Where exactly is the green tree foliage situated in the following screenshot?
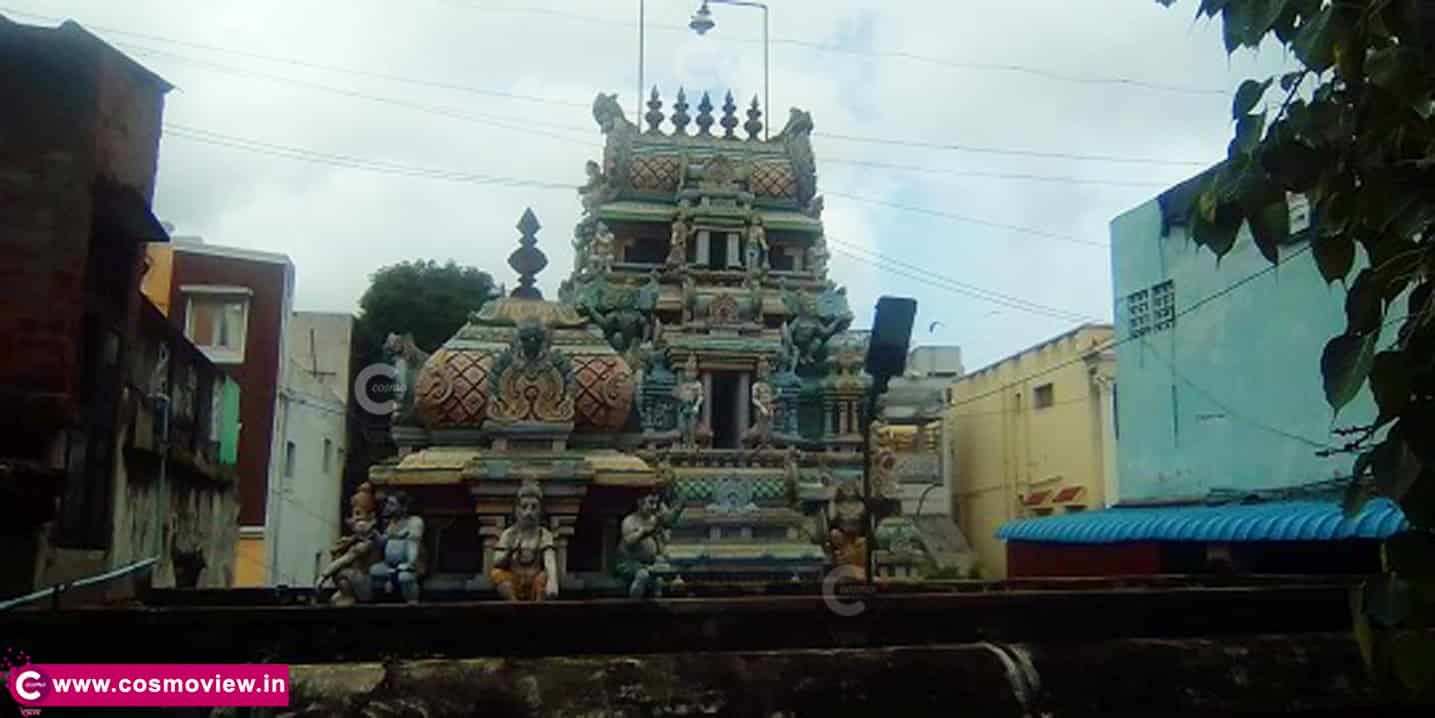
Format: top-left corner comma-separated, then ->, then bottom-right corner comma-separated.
1160,0 -> 1435,700
355,259 -> 500,362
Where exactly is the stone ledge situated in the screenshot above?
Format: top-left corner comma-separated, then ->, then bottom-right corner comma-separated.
243,633 -> 1427,717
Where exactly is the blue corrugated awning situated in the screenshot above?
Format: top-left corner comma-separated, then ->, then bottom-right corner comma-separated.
996,498 -> 1408,545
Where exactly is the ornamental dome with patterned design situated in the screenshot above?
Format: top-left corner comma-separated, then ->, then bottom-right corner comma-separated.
413,295 -> 635,434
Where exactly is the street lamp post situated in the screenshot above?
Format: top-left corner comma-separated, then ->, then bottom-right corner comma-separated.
691,0 -> 770,140
637,1 -> 771,139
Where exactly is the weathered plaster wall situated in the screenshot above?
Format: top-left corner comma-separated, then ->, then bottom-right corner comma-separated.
1110,199 -> 1381,501
0,22 -> 100,411
93,43 -> 165,201
947,325 -> 1115,578
40,388 -> 239,593
266,371 -> 347,587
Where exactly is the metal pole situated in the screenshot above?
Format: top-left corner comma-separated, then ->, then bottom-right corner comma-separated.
638,0 -> 645,121
762,4 -> 769,140
861,385 -> 879,586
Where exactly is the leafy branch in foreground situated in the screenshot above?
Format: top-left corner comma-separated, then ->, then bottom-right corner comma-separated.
1159,0 -> 1435,700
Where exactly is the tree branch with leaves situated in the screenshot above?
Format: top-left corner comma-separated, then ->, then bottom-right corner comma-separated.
1159,0 -> 1434,699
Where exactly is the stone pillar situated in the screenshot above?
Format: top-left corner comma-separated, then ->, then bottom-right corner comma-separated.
702,372 -> 714,430
824,399 -> 837,435
737,372 -> 751,438
552,516 -> 578,580
697,231 -> 711,266
478,516 -> 506,576
726,232 -> 741,268
1095,374 -> 1119,508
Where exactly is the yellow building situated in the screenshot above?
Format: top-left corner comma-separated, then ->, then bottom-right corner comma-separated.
947,324 -> 1117,578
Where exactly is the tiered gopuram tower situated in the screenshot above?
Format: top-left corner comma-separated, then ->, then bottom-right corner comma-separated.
370,90 -> 924,592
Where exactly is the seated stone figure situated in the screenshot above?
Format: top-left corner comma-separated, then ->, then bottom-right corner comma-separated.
369,491 -> 425,604
490,480 -> 559,601
319,482 -> 381,606
616,487 -> 683,599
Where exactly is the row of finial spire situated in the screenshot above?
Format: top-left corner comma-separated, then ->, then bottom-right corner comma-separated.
645,87 -> 763,140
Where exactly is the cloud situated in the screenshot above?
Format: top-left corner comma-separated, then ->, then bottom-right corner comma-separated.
9,0 -> 1289,368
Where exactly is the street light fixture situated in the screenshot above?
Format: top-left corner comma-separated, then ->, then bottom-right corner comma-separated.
689,1 -> 715,35
688,0 -> 769,139
638,0 -> 770,140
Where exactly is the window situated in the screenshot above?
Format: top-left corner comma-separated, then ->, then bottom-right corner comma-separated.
1151,280 -> 1175,332
284,441 -> 296,478
323,438 -> 333,474
183,287 -> 251,364
1113,383 -> 1120,440
1126,279 -> 1175,339
769,246 -> 796,271
624,234 -> 668,264
711,372 -> 740,449
1288,193 -> 1311,240
1034,383 -> 1054,409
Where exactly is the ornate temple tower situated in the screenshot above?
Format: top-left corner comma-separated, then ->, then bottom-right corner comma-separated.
565,90 -> 872,582
367,90 -> 920,592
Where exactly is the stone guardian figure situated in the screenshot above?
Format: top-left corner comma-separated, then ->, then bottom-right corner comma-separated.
673,354 -> 704,449
369,491 -> 425,604
617,486 -> 683,598
490,480 -> 560,601
318,482 -> 381,606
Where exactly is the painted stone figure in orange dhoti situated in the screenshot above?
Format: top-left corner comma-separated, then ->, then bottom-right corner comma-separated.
490,480 -> 559,601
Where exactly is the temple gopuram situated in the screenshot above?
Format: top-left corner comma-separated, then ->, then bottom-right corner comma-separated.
366,89 -> 935,594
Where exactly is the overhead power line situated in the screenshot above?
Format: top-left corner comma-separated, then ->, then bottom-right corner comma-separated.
947,244 -> 1316,411
823,157 -> 1170,188
163,125 -> 574,190
2,6 -> 1213,173
162,125 -> 1102,325
827,240 -> 1097,324
115,43 -> 600,146
824,191 -> 1109,249
0,5 -> 588,108
820,133 -> 1208,167
435,1 -> 1229,97
127,42 -> 1177,195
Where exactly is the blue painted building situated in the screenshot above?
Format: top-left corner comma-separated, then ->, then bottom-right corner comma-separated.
994,172 -> 1407,577
1109,177 -> 1370,500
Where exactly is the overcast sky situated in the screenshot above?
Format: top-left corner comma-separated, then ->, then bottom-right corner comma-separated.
6,0 -> 1292,370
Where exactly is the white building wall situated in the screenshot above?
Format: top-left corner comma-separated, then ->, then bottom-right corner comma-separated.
265,356 -> 347,587
286,312 -> 354,403
258,311 -> 354,587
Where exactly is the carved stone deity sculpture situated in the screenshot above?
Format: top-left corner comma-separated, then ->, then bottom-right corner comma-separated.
745,216 -> 768,273
490,480 -> 559,601
383,333 -> 430,425
590,223 -> 616,276
807,234 -> 830,276
319,482 -> 381,606
616,486 -> 683,598
743,357 -> 776,448
827,480 -> 868,581
673,354 -> 704,449
487,319 -> 575,425
579,159 -> 616,214
667,213 -> 690,268
369,491 -> 425,604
